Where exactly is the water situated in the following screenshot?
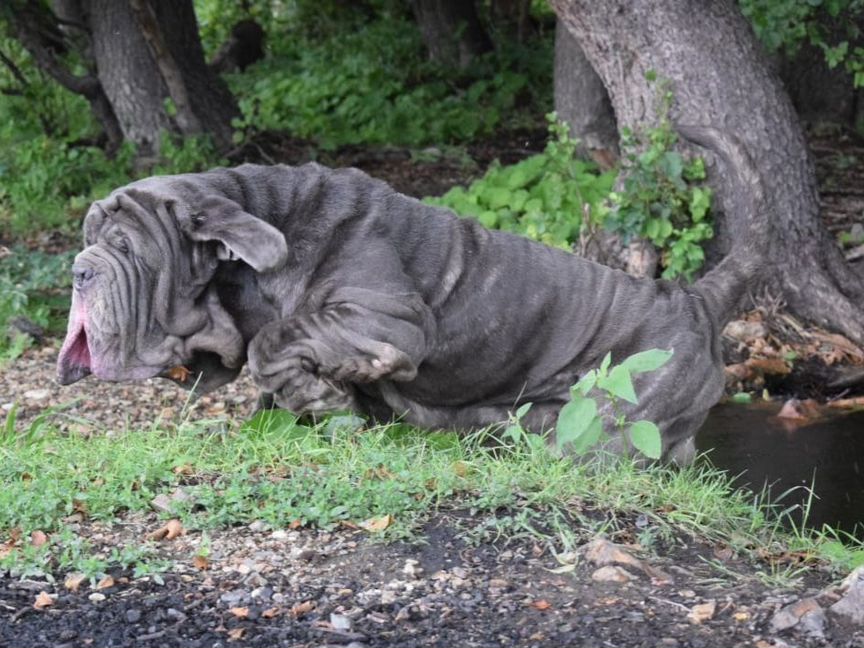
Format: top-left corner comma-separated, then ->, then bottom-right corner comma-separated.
696,403 -> 864,535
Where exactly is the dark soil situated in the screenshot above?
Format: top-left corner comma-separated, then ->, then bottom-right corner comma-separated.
0,512 -> 858,648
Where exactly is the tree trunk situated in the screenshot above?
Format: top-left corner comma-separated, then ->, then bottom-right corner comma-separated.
550,0 -> 864,346
409,0 -> 492,70
2,0 -> 124,153
553,19 -> 618,162
88,0 -> 237,155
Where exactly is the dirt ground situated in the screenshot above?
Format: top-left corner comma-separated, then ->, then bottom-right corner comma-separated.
3,129 -> 864,647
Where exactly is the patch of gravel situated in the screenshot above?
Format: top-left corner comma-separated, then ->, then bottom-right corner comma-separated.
0,342 -> 260,432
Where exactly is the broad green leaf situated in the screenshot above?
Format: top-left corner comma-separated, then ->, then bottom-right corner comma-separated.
555,397 -> 598,449
621,349 -> 673,374
567,415 -> 604,455
572,369 -> 597,396
599,352 -> 612,376
628,420 -> 662,459
515,402 -> 533,419
598,365 -> 638,404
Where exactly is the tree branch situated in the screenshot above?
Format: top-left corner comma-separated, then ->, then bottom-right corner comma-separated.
128,0 -> 202,135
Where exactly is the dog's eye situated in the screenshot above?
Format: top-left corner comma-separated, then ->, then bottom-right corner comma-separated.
114,238 -> 130,254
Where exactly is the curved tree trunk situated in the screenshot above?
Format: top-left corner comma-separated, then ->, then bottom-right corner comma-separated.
89,0 -> 236,155
549,0 -> 864,345
409,0 -> 492,70
553,20 -> 617,161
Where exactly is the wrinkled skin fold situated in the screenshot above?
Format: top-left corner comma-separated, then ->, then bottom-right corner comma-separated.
58,140 -> 749,463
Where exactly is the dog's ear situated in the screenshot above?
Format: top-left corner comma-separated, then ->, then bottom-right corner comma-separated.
175,195 -> 289,273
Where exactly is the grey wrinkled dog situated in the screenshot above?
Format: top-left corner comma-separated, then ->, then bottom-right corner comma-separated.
57,127 -> 759,463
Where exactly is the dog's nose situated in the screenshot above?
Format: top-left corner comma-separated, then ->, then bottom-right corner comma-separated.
72,264 -> 95,290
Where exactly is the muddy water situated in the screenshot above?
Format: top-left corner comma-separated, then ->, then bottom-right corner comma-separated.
696,404 -> 864,535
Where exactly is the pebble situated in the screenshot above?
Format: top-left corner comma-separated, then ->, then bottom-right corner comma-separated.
23,389 -> 50,401
219,589 -> 250,606
270,530 -> 290,541
591,566 -> 633,583
125,609 -> 142,623
88,593 -> 106,603
248,520 -> 269,532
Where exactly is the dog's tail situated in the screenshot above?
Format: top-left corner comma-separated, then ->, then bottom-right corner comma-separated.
678,124 -> 767,326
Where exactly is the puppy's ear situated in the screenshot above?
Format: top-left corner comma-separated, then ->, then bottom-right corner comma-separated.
175,195 -> 289,273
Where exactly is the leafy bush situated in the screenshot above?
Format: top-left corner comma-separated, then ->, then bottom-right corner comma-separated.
429,110 -> 713,279
607,79 -> 713,280
739,0 -> 864,87
504,349 -> 672,460
227,13 -> 550,148
428,115 -> 615,248
0,247 -> 75,362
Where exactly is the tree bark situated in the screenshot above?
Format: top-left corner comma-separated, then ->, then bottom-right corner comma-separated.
553,20 -> 618,162
2,0 -> 124,153
89,0 -> 237,155
550,0 -> 864,345
409,0 -> 492,70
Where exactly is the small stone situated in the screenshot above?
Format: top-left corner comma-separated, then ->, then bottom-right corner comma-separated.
330,612 -> 352,631
24,389 -> 50,401
687,600 -> 717,624
402,559 -> 423,578
125,609 -> 142,623
88,592 -> 106,603
251,586 -> 273,601
166,608 -> 187,623
451,566 -> 469,579
489,579 -> 510,589
219,589 -> 250,606
270,530 -> 289,541
591,566 -> 633,584
831,567 -> 864,624
248,520 -> 269,532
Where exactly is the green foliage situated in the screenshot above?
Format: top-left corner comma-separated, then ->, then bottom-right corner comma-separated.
430,110 -> 712,280
739,0 -> 864,87
226,12 -> 550,148
429,114 -> 615,248
555,349 -> 672,460
608,83 -> 713,280
0,247 -> 75,361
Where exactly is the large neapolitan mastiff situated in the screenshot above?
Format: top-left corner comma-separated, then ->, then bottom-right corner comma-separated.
57,127 -> 761,463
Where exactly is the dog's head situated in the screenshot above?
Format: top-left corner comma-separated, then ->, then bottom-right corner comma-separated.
56,177 -> 288,393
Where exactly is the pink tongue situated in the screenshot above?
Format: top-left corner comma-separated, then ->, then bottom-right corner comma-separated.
57,299 -> 92,385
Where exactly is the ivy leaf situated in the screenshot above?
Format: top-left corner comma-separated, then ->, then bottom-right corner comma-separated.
597,365 -> 638,404
628,420 -> 662,459
621,349 -> 673,374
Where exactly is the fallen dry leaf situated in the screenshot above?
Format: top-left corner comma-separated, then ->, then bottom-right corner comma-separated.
33,592 -> 55,609
30,530 -> 49,547
746,357 -> 791,376
95,575 -> 115,590
291,600 -> 316,617
529,599 -> 552,611
359,514 -> 394,533
289,519 -> 303,530
452,461 -> 469,477
229,607 -> 249,619
166,365 -> 192,382
227,627 -> 245,641
147,518 -> 184,541
193,555 -> 210,570
173,464 -> 194,476
64,573 -> 87,592
687,600 -> 717,624
261,607 -> 281,619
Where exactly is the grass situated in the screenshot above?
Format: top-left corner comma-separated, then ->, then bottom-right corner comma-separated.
3,404 -> 863,583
